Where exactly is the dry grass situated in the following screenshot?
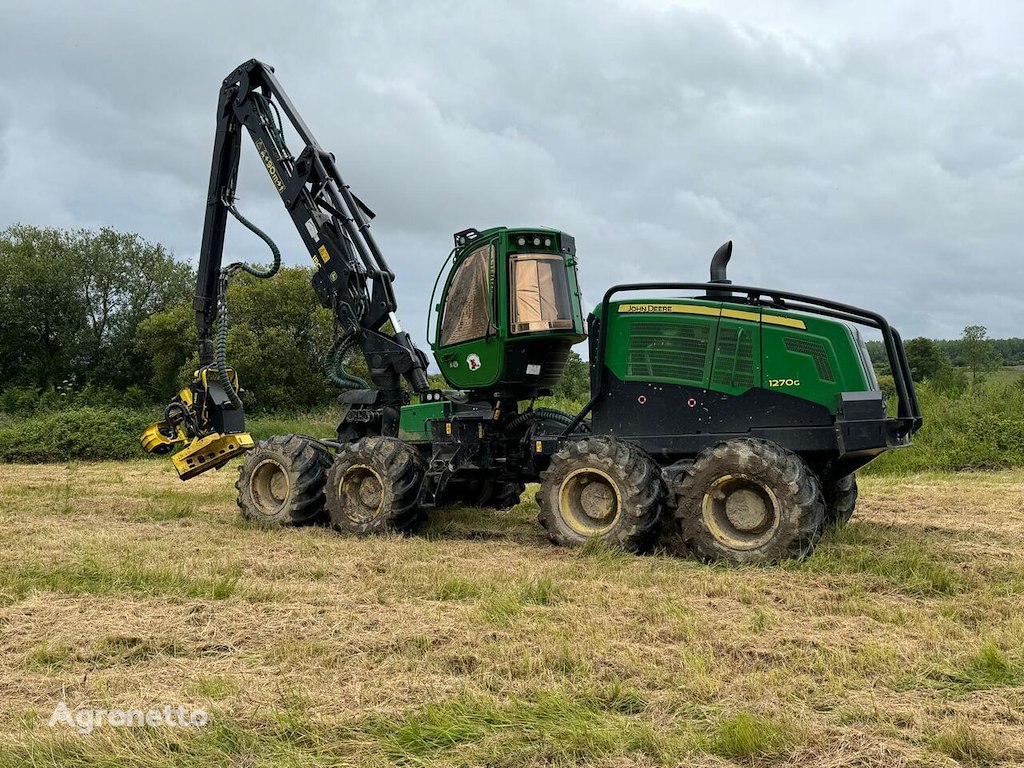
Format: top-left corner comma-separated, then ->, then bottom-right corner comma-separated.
0,462 -> 1023,766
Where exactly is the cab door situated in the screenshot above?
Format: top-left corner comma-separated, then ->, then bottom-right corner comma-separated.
434,241 -> 503,389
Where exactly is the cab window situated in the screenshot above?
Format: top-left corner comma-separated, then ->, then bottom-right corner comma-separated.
438,244 -> 495,346
510,253 -> 574,334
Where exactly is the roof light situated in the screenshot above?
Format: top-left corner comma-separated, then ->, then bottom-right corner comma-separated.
544,237 -> 552,247
517,236 -> 526,246
533,236 -> 541,246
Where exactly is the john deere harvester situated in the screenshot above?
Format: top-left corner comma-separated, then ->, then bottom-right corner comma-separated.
143,60 -> 921,563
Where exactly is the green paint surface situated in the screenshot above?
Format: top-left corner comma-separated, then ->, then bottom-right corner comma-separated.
600,298 -> 873,412
398,400 -> 450,442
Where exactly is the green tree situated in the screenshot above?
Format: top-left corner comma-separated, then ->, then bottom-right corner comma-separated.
551,350 -> 590,405
224,269 -> 336,411
0,225 -> 84,388
904,337 -> 951,382
930,364 -> 968,397
863,340 -> 887,369
136,303 -> 196,396
960,325 -> 1000,385
0,224 -> 193,392
78,228 -> 193,389
139,266 -> 369,412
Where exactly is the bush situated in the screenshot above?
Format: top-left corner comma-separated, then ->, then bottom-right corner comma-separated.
866,379 -> 1024,474
0,387 -> 40,415
0,407 -> 156,462
0,384 -> 158,415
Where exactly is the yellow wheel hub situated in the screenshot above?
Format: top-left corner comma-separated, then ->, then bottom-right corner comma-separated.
558,467 -> 622,536
338,464 -> 385,523
250,458 -> 291,515
702,474 -> 781,550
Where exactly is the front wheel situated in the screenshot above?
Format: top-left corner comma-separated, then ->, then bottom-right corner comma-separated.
537,437 -> 665,552
672,438 -> 824,563
236,434 -> 331,525
325,437 -> 425,535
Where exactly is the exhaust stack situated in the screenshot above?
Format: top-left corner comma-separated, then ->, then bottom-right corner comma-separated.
708,240 -> 733,298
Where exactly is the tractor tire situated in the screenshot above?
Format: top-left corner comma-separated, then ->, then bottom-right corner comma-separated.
236,434 -> 331,526
443,478 -> 526,510
537,436 -> 665,552
325,437 -> 425,535
673,438 -> 824,563
824,473 -> 858,528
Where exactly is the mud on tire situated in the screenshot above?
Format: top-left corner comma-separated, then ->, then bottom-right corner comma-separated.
537,436 -> 665,552
325,436 -> 425,535
672,438 -> 824,563
236,434 -> 331,525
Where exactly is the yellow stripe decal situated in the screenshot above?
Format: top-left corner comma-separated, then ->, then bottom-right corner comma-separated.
618,303 -> 806,330
762,314 -> 806,329
721,308 -> 760,322
618,303 -> 721,317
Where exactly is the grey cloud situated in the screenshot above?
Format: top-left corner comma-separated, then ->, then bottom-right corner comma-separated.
0,0 -> 1021,345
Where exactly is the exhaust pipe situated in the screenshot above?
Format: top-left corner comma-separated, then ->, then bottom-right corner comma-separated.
707,240 -> 733,298
710,240 -> 732,283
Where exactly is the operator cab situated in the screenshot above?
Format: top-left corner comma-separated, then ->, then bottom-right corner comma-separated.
431,227 -> 586,399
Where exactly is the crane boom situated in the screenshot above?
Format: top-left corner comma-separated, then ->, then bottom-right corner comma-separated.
142,59 -> 429,479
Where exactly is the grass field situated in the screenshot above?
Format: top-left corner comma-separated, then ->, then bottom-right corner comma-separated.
0,463 -> 1023,766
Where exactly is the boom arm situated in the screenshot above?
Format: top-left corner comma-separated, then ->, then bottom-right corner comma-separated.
196,59 -> 429,398
142,59 -> 429,479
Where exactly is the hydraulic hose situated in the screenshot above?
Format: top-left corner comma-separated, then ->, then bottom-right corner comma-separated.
251,92 -> 288,157
325,333 -> 369,390
212,200 -> 284,409
225,202 -> 282,278
215,288 -> 242,409
503,407 -> 591,435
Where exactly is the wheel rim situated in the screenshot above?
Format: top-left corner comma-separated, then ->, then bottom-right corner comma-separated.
337,464 -> 385,523
558,467 -> 621,536
250,459 -> 291,516
701,474 -> 781,550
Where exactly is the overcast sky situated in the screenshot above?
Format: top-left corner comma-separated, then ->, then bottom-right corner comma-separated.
1,0 -> 1022,345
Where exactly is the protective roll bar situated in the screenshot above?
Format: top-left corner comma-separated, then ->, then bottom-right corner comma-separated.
563,282 -> 923,436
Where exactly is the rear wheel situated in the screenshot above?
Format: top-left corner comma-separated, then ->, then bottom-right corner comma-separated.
824,473 -> 858,528
673,438 -> 824,563
236,434 -> 331,525
325,437 -> 425,534
537,437 -> 665,551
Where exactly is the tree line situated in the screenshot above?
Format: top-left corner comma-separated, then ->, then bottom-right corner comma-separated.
0,224 -> 356,412
0,224 -> 1013,413
865,325 -> 1011,394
